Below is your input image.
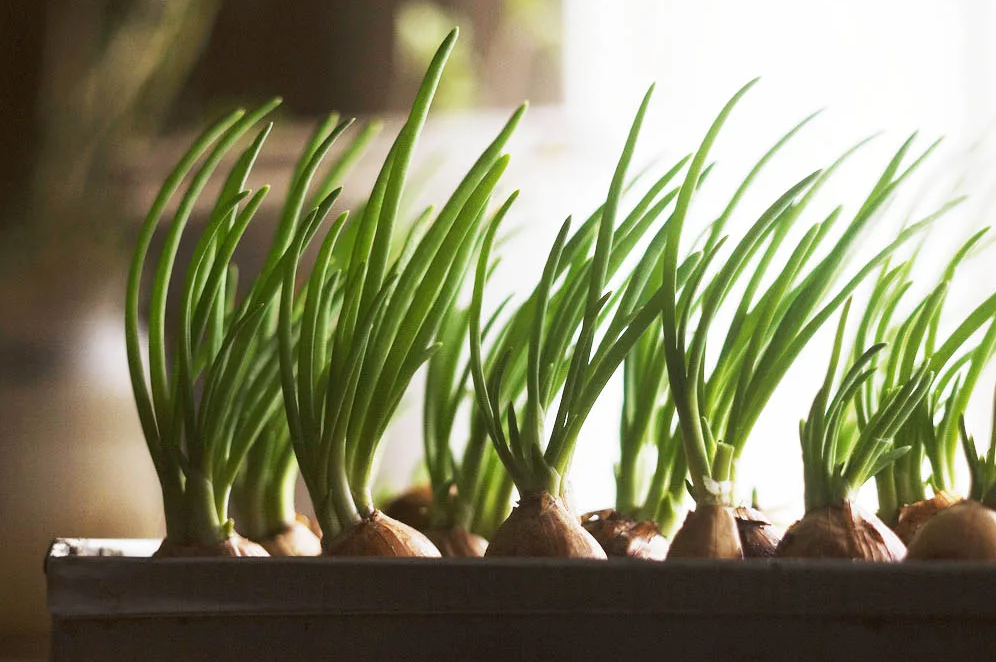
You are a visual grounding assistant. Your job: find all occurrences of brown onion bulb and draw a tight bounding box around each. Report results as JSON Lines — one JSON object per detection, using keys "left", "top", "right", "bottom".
{"left": 153, "top": 532, "right": 268, "bottom": 557}
{"left": 893, "top": 491, "right": 962, "bottom": 545}
{"left": 324, "top": 510, "right": 441, "bottom": 557}
{"left": 259, "top": 515, "right": 323, "bottom": 557}
{"left": 906, "top": 500, "right": 996, "bottom": 561}
{"left": 485, "top": 491, "right": 606, "bottom": 558}
{"left": 667, "top": 504, "right": 743, "bottom": 559}
{"left": 425, "top": 525, "right": 488, "bottom": 557}
{"left": 734, "top": 505, "right": 784, "bottom": 558}
{"left": 580, "top": 509, "right": 669, "bottom": 560}
{"left": 775, "top": 500, "right": 905, "bottom": 561}
{"left": 382, "top": 485, "right": 434, "bottom": 531}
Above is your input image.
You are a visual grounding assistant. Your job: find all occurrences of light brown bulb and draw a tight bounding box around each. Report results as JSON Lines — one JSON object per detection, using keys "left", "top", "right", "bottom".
{"left": 906, "top": 500, "right": 996, "bottom": 561}
{"left": 259, "top": 515, "right": 323, "bottom": 557}
{"left": 734, "top": 505, "right": 784, "bottom": 558}
{"left": 893, "top": 491, "right": 962, "bottom": 545}
{"left": 667, "top": 504, "right": 743, "bottom": 559}
{"left": 324, "top": 510, "right": 441, "bottom": 557}
{"left": 485, "top": 492, "right": 607, "bottom": 559}
{"left": 153, "top": 532, "right": 269, "bottom": 557}
{"left": 776, "top": 500, "right": 905, "bottom": 561}
{"left": 580, "top": 509, "right": 669, "bottom": 561}
{"left": 425, "top": 525, "right": 488, "bottom": 557}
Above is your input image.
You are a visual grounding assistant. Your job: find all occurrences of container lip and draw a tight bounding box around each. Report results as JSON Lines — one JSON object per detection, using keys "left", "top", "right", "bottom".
{"left": 46, "top": 538, "right": 996, "bottom": 620}
{"left": 47, "top": 538, "right": 162, "bottom": 559}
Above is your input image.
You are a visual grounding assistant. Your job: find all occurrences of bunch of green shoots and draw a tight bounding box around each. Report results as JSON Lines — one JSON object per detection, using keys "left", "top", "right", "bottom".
{"left": 959, "top": 387, "right": 996, "bottom": 509}
{"left": 421, "top": 298, "right": 512, "bottom": 534}
{"left": 465, "top": 414, "right": 516, "bottom": 539}
{"left": 800, "top": 301, "right": 933, "bottom": 513}
{"left": 613, "top": 99, "right": 827, "bottom": 534}
{"left": 125, "top": 98, "right": 289, "bottom": 549}
{"left": 617, "top": 315, "right": 688, "bottom": 536}
{"left": 471, "top": 86, "right": 707, "bottom": 504}
{"left": 852, "top": 230, "right": 996, "bottom": 522}
{"left": 278, "top": 29, "right": 527, "bottom": 542}
{"left": 659, "top": 79, "right": 950, "bottom": 512}
{"left": 228, "top": 114, "right": 381, "bottom": 545}
{"left": 615, "top": 220, "right": 733, "bottom": 535}
{"left": 232, "top": 400, "right": 299, "bottom": 542}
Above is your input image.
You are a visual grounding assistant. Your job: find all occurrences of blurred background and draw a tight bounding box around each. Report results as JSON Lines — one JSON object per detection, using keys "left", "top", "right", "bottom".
{"left": 4, "top": 1, "right": 996, "bottom": 656}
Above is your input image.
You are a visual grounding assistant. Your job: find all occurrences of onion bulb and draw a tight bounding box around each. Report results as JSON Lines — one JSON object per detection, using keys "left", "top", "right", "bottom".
{"left": 259, "top": 514, "right": 322, "bottom": 557}
{"left": 734, "top": 505, "right": 784, "bottom": 558}
{"left": 893, "top": 490, "right": 961, "bottom": 545}
{"left": 906, "top": 500, "right": 996, "bottom": 561}
{"left": 485, "top": 492, "right": 605, "bottom": 559}
{"left": 154, "top": 533, "right": 268, "bottom": 558}
{"left": 425, "top": 525, "right": 488, "bottom": 557}
{"left": 667, "top": 505, "right": 743, "bottom": 559}
{"left": 324, "top": 511, "right": 441, "bottom": 557}
{"left": 776, "top": 500, "right": 905, "bottom": 561}
{"left": 580, "top": 509, "right": 668, "bottom": 560}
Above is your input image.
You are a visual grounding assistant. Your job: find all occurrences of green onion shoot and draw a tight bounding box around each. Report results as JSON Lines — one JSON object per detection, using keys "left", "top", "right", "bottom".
{"left": 470, "top": 85, "right": 687, "bottom": 557}
{"left": 278, "top": 29, "right": 524, "bottom": 556}
{"left": 228, "top": 112, "right": 380, "bottom": 557}
{"left": 776, "top": 301, "right": 932, "bottom": 560}
{"left": 659, "top": 80, "right": 941, "bottom": 559}
{"left": 908, "top": 371, "right": 996, "bottom": 560}
{"left": 232, "top": 394, "right": 322, "bottom": 556}
{"left": 850, "top": 231, "right": 996, "bottom": 538}
{"left": 125, "top": 99, "right": 283, "bottom": 556}
{"left": 419, "top": 298, "right": 512, "bottom": 556}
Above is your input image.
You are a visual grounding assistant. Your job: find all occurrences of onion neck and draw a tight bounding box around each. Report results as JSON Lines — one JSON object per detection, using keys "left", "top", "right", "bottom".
{"left": 656, "top": 493, "right": 682, "bottom": 538}
{"left": 615, "top": 450, "right": 640, "bottom": 518}
{"left": 182, "top": 471, "right": 228, "bottom": 547}
{"left": 160, "top": 463, "right": 187, "bottom": 543}
{"left": 264, "top": 459, "right": 299, "bottom": 536}
{"left": 693, "top": 442, "right": 736, "bottom": 507}
{"left": 234, "top": 476, "right": 267, "bottom": 541}
{"left": 876, "top": 467, "right": 900, "bottom": 526}
{"left": 329, "top": 441, "right": 363, "bottom": 532}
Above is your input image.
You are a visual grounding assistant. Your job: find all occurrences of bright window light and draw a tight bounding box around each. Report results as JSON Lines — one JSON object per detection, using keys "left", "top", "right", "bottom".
{"left": 553, "top": 0, "right": 996, "bottom": 520}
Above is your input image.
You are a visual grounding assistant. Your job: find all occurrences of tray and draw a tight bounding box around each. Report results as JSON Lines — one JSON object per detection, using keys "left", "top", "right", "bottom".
{"left": 46, "top": 538, "right": 996, "bottom": 661}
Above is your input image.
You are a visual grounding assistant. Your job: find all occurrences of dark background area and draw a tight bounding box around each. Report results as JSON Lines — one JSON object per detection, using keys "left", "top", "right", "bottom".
{"left": 0, "top": 1, "right": 560, "bottom": 654}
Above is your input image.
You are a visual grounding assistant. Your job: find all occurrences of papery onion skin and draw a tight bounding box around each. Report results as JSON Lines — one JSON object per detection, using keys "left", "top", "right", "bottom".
{"left": 775, "top": 500, "right": 905, "bottom": 561}
{"left": 906, "top": 500, "right": 996, "bottom": 561}
{"left": 580, "top": 509, "right": 669, "bottom": 561}
{"left": 324, "top": 510, "right": 441, "bottom": 557}
{"left": 154, "top": 533, "right": 269, "bottom": 557}
{"left": 425, "top": 525, "right": 488, "bottom": 558}
{"left": 893, "top": 491, "right": 962, "bottom": 545}
{"left": 735, "top": 505, "right": 784, "bottom": 559}
{"left": 485, "top": 492, "right": 606, "bottom": 559}
{"left": 667, "top": 505, "right": 743, "bottom": 559}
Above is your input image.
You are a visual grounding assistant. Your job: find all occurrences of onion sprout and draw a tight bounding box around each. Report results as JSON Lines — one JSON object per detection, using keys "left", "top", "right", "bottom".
{"left": 800, "top": 301, "right": 933, "bottom": 512}
{"left": 615, "top": 108, "right": 828, "bottom": 535}
{"left": 232, "top": 399, "right": 301, "bottom": 542}
{"left": 125, "top": 98, "right": 284, "bottom": 549}
{"left": 659, "top": 80, "right": 941, "bottom": 509}
{"left": 852, "top": 230, "right": 996, "bottom": 521}
{"left": 960, "top": 383, "right": 996, "bottom": 509}
{"left": 422, "top": 297, "right": 511, "bottom": 536}
{"left": 230, "top": 113, "right": 380, "bottom": 549}
{"left": 278, "top": 29, "right": 526, "bottom": 544}
{"left": 470, "top": 85, "right": 684, "bottom": 504}
{"left": 617, "top": 315, "right": 687, "bottom": 534}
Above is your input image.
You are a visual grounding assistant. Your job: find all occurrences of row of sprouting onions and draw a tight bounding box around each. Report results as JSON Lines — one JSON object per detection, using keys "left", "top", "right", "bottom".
{"left": 125, "top": 29, "right": 996, "bottom": 563}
